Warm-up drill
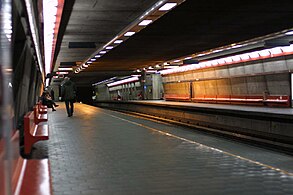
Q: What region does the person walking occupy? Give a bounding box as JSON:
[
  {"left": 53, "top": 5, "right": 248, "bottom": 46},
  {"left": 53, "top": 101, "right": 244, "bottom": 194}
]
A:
[{"left": 61, "top": 77, "right": 77, "bottom": 117}]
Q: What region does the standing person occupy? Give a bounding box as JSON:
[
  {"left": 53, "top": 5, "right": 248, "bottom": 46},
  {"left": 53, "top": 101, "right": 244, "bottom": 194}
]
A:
[{"left": 61, "top": 77, "right": 77, "bottom": 117}]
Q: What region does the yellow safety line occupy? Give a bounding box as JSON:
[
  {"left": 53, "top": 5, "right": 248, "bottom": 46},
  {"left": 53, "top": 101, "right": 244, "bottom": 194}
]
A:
[{"left": 105, "top": 111, "right": 293, "bottom": 176}]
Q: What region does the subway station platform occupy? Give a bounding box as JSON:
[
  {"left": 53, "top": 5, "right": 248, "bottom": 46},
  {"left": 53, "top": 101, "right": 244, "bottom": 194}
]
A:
[{"left": 39, "top": 103, "right": 293, "bottom": 194}]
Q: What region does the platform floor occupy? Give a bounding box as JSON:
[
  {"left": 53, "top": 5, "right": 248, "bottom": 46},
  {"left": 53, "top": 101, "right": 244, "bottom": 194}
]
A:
[
  {"left": 46, "top": 103, "right": 293, "bottom": 195},
  {"left": 132, "top": 100, "right": 293, "bottom": 116}
]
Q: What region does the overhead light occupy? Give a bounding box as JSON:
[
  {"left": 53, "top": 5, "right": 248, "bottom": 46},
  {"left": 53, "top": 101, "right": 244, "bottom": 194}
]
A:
[
  {"left": 285, "top": 31, "right": 293, "bottom": 35},
  {"left": 58, "top": 67, "right": 73, "bottom": 71},
  {"left": 124, "top": 31, "right": 135, "bottom": 37},
  {"left": 106, "top": 46, "right": 114, "bottom": 50},
  {"left": 173, "top": 60, "right": 181, "bottom": 63},
  {"left": 56, "top": 71, "right": 69, "bottom": 75},
  {"left": 87, "top": 61, "right": 93, "bottom": 64},
  {"left": 138, "top": 19, "right": 153, "bottom": 26},
  {"left": 159, "top": 3, "right": 177, "bottom": 11},
  {"left": 100, "top": 51, "right": 107, "bottom": 54},
  {"left": 43, "top": 0, "right": 58, "bottom": 76},
  {"left": 164, "top": 65, "right": 179, "bottom": 69},
  {"left": 114, "top": 39, "right": 123, "bottom": 44},
  {"left": 82, "top": 64, "right": 89, "bottom": 67},
  {"left": 95, "top": 55, "right": 101, "bottom": 58},
  {"left": 184, "top": 57, "right": 192, "bottom": 60},
  {"left": 107, "top": 76, "right": 139, "bottom": 87},
  {"left": 91, "top": 58, "right": 96, "bottom": 61},
  {"left": 231, "top": 55, "right": 241, "bottom": 62},
  {"left": 270, "top": 47, "right": 282, "bottom": 55}
]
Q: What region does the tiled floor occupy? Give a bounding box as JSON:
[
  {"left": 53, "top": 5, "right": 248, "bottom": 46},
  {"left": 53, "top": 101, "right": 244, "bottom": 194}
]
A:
[{"left": 47, "top": 103, "right": 293, "bottom": 195}]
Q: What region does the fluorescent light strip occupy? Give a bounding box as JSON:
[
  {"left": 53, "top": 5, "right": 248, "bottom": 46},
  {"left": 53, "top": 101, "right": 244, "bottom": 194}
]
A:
[
  {"left": 106, "top": 46, "right": 114, "bottom": 50},
  {"left": 285, "top": 31, "right": 293, "bottom": 35},
  {"left": 56, "top": 71, "right": 69, "bottom": 75},
  {"left": 58, "top": 68, "right": 73, "bottom": 71},
  {"left": 107, "top": 77, "right": 139, "bottom": 87},
  {"left": 43, "top": 0, "right": 58, "bottom": 76},
  {"left": 95, "top": 55, "right": 101, "bottom": 58},
  {"left": 159, "top": 2, "right": 177, "bottom": 11},
  {"left": 124, "top": 31, "right": 136, "bottom": 36},
  {"left": 138, "top": 19, "right": 153, "bottom": 26},
  {"left": 2, "top": 2, "right": 12, "bottom": 42},
  {"left": 25, "top": 0, "right": 45, "bottom": 78},
  {"left": 100, "top": 51, "right": 107, "bottom": 54},
  {"left": 114, "top": 40, "right": 123, "bottom": 44}
]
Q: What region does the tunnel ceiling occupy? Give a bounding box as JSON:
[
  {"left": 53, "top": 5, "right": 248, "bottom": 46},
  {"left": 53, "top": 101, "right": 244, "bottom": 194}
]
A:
[{"left": 53, "top": 0, "right": 293, "bottom": 86}]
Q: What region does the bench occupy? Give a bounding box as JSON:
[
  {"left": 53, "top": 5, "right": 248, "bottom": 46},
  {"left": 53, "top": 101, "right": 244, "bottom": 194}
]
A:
[
  {"left": 34, "top": 105, "right": 48, "bottom": 124},
  {"left": 191, "top": 95, "right": 290, "bottom": 107},
  {"left": 262, "top": 95, "right": 290, "bottom": 107},
  {"left": 37, "top": 101, "right": 48, "bottom": 114},
  {"left": 164, "top": 94, "right": 190, "bottom": 101},
  {"left": 0, "top": 131, "right": 52, "bottom": 195},
  {"left": 192, "top": 95, "right": 216, "bottom": 103},
  {"left": 24, "top": 111, "right": 49, "bottom": 155}
]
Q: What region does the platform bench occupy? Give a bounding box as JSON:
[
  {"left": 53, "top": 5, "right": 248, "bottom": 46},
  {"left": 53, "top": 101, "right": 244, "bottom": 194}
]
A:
[
  {"left": 191, "top": 95, "right": 290, "bottom": 107},
  {"left": 37, "top": 101, "right": 48, "bottom": 114},
  {"left": 1, "top": 131, "right": 52, "bottom": 195},
  {"left": 24, "top": 111, "right": 49, "bottom": 155},
  {"left": 164, "top": 94, "right": 190, "bottom": 101},
  {"left": 34, "top": 105, "right": 48, "bottom": 124}
]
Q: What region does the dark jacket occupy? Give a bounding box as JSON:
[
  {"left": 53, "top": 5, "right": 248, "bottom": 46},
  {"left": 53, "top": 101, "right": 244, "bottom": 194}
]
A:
[{"left": 61, "top": 80, "right": 76, "bottom": 101}]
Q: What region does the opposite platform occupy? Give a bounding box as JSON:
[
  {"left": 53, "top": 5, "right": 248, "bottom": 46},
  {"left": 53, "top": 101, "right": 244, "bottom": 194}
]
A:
[{"left": 47, "top": 103, "right": 293, "bottom": 195}]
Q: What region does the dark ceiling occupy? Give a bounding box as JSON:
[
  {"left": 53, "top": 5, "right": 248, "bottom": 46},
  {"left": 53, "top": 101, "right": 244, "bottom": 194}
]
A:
[{"left": 53, "top": 0, "right": 293, "bottom": 86}]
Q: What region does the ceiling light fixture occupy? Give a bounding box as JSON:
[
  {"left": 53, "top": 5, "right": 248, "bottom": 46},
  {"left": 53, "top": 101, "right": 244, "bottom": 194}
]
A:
[
  {"left": 124, "top": 31, "right": 136, "bottom": 37},
  {"left": 159, "top": 2, "right": 177, "bottom": 11},
  {"left": 25, "top": 0, "right": 45, "bottom": 77},
  {"left": 43, "top": 0, "right": 58, "bottom": 76},
  {"left": 285, "top": 31, "right": 293, "bottom": 35},
  {"left": 91, "top": 58, "right": 96, "bottom": 61},
  {"left": 114, "top": 40, "right": 123, "bottom": 44},
  {"left": 95, "top": 55, "right": 101, "bottom": 58},
  {"left": 58, "top": 67, "right": 73, "bottom": 71},
  {"left": 99, "top": 51, "right": 107, "bottom": 54},
  {"left": 106, "top": 46, "right": 114, "bottom": 50},
  {"left": 56, "top": 71, "right": 69, "bottom": 75},
  {"left": 138, "top": 19, "right": 153, "bottom": 26}
]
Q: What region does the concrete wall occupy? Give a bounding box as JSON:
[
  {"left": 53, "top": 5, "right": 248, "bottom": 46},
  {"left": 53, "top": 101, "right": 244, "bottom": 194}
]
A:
[
  {"left": 94, "top": 84, "right": 110, "bottom": 101},
  {"left": 163, "top": 55, "right": 293, "bottom": 97}
]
